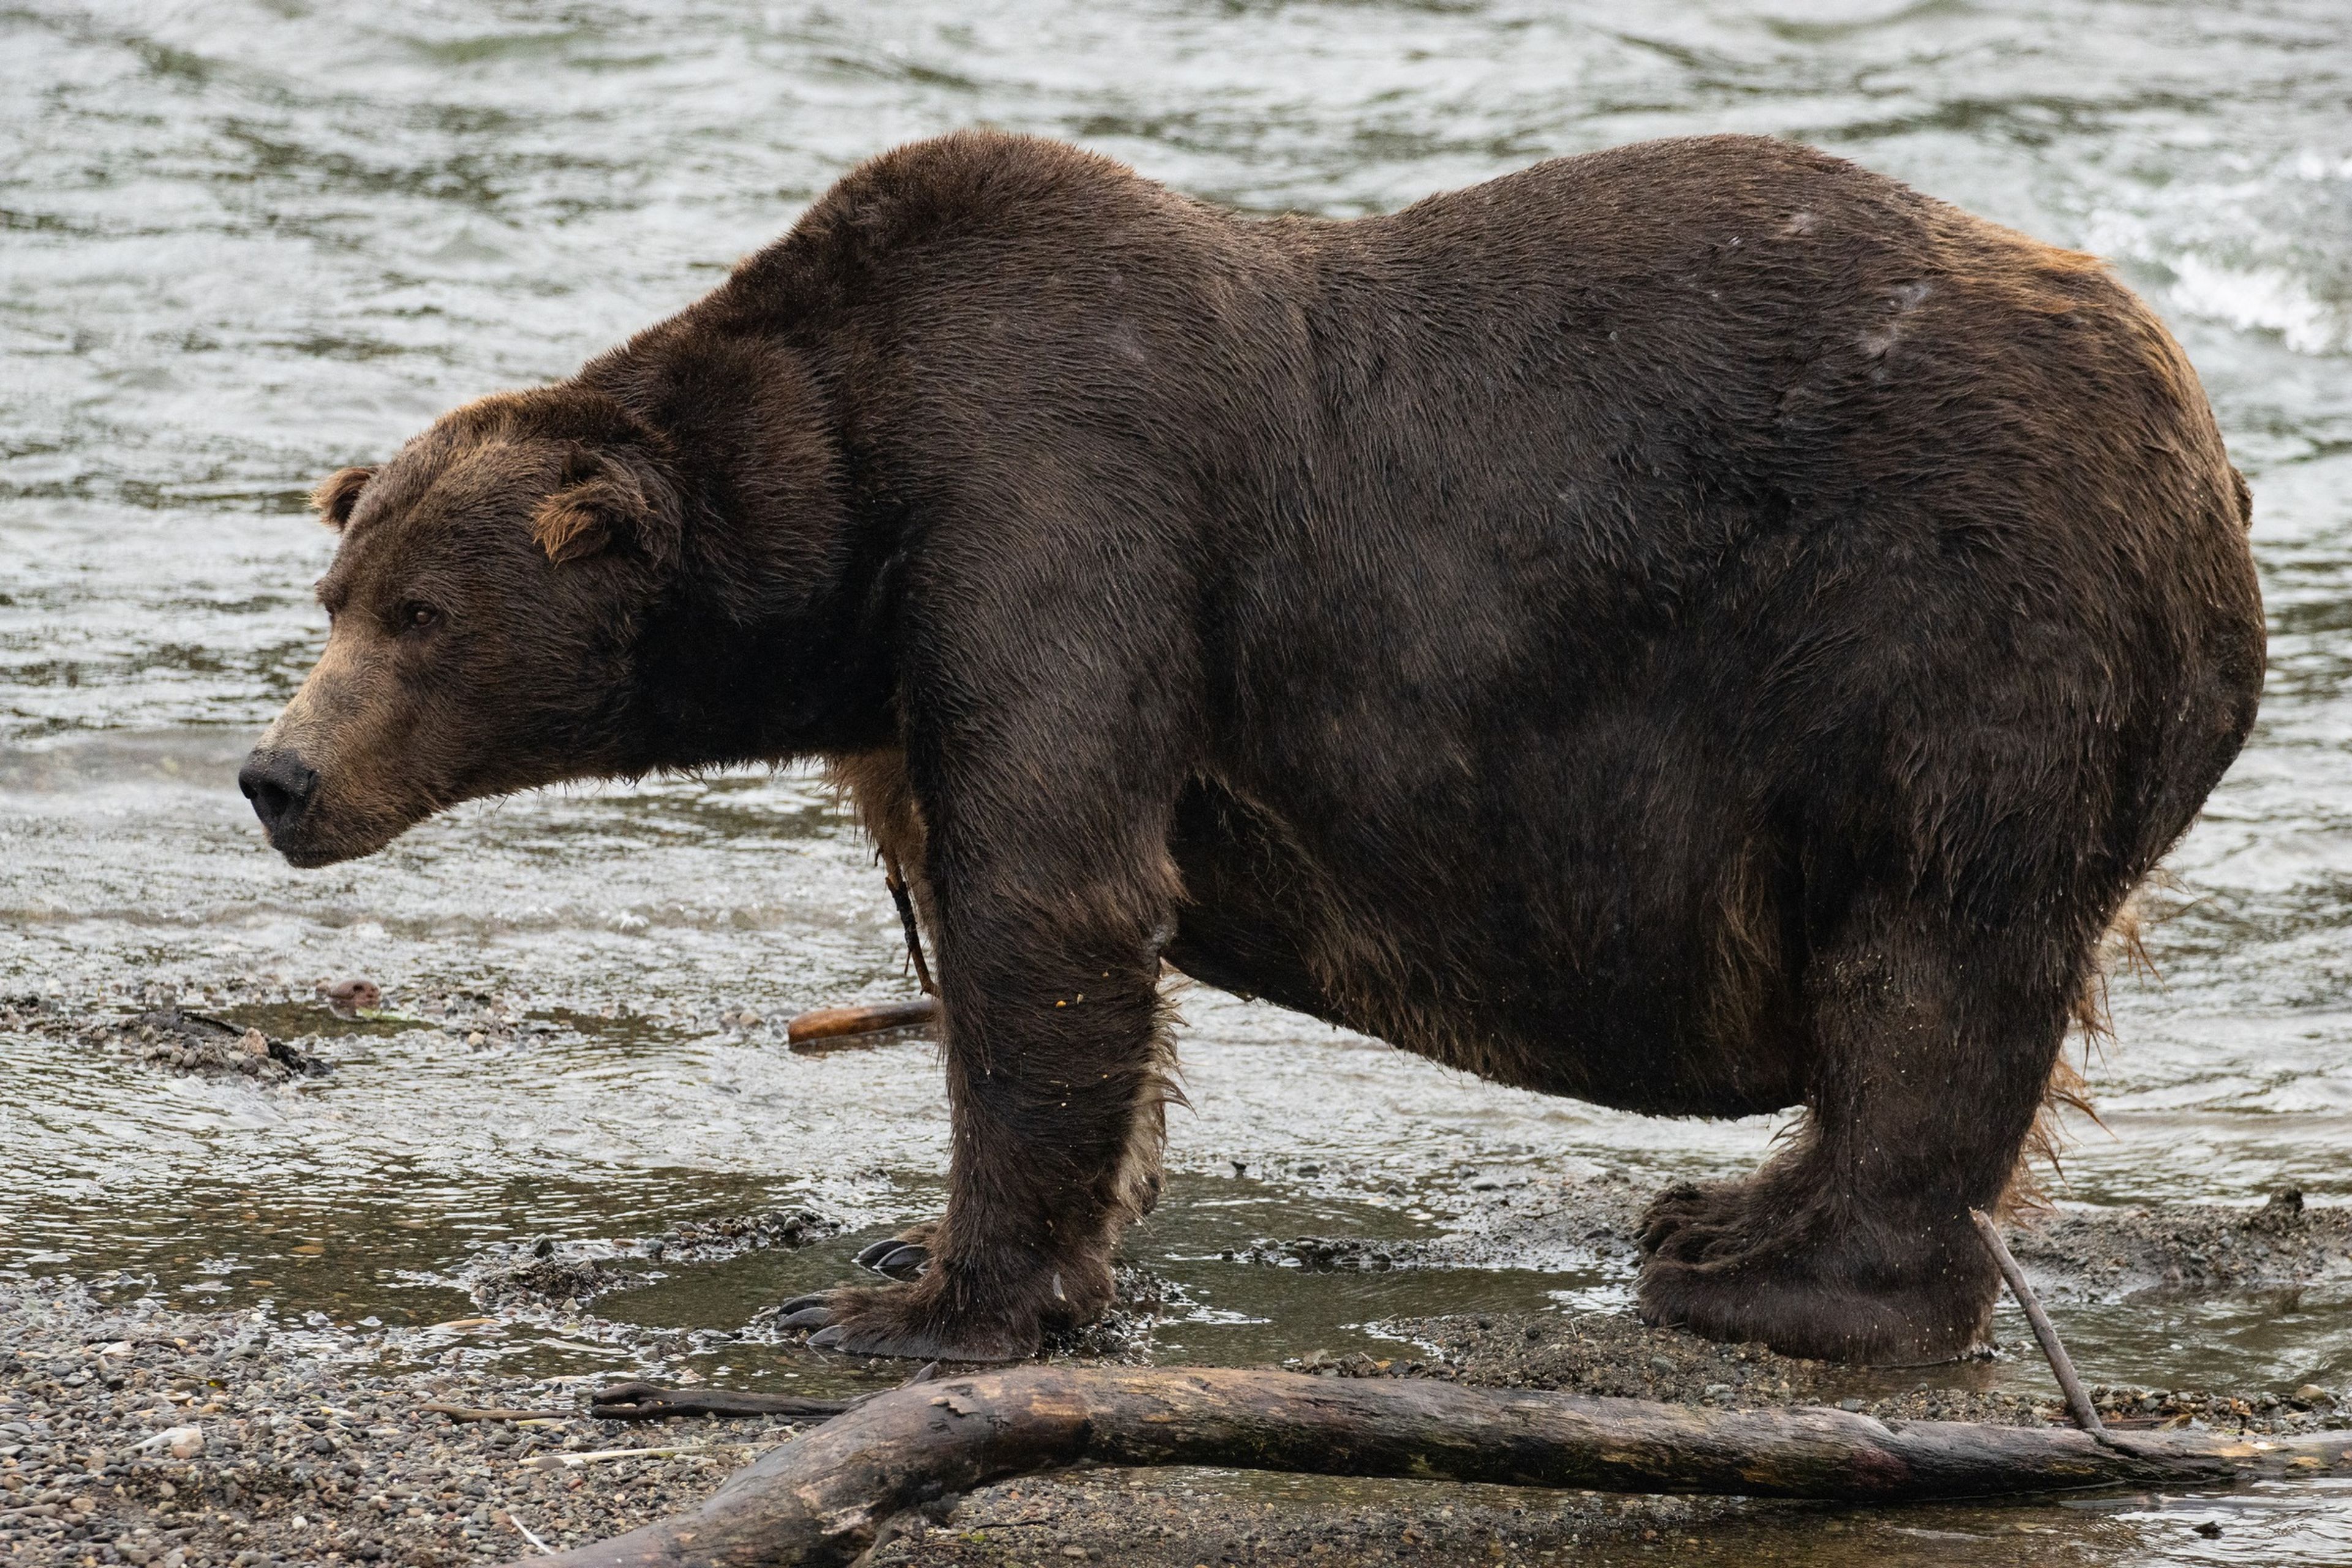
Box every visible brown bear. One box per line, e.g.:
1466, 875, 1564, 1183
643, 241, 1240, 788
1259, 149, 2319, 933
241, 130, 2263, 1365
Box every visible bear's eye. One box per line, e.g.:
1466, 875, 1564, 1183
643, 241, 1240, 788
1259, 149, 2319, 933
398, 601, 441, 633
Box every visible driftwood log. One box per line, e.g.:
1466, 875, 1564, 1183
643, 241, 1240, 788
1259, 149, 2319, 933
502, 1366, 2352, 1567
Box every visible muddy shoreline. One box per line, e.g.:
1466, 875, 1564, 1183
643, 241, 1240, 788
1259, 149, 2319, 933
7, 1183, 2348, 1567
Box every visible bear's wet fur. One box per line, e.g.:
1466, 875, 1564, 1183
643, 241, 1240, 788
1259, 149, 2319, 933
248, 130, 2264, 1363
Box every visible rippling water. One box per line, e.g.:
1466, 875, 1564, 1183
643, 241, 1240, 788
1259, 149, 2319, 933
5, 2, 2351, 1561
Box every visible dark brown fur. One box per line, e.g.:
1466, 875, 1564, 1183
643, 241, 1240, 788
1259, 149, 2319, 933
243, 132, 2264, 1363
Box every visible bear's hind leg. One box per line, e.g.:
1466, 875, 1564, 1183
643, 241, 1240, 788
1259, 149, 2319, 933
1636, 892, 2084, 1363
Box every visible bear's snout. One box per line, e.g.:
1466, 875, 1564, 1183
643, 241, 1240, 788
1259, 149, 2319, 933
238, 748, 319, 841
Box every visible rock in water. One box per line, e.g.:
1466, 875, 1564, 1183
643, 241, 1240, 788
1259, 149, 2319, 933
320, 978, 382, 1019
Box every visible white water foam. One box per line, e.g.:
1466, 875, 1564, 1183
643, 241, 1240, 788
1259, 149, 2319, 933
2172, 252, 2347, 356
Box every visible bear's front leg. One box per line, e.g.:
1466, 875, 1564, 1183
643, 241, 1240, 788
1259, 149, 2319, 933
775, 484, 1196, 1359
778, 892, 1175, 1361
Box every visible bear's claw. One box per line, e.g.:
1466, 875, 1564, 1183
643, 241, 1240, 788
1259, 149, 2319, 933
871, 1243, 930, 1279
774, 1305, 833, 1330
853, 1238, 905, 1269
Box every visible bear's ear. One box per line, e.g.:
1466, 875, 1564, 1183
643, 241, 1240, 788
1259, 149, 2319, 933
311, 467, 373, 530
529, 456, 674, 567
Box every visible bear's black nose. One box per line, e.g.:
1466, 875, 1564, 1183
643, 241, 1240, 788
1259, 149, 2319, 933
239, 750, 318, 836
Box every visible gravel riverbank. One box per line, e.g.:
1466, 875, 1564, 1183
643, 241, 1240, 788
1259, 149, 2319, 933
0, 1273, 1733, 1568
7, 1186, 2350, 1567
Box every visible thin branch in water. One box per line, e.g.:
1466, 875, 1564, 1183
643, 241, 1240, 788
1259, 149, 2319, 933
1970, 1207, 2109, 1441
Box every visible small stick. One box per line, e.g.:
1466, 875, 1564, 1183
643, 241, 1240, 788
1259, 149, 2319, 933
1969, 1207, 2107, 1439
421, 1403, 576, 1423
785, 997, 940, 1049
590, 1381, 858, 1423
881, 850, 937, 997
526, 1441, 775, 1469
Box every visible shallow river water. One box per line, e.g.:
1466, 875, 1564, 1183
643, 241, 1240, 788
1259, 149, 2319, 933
5, 1, 2352, 1562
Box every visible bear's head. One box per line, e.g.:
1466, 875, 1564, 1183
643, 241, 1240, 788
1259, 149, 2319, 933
241, 386, 722, 867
